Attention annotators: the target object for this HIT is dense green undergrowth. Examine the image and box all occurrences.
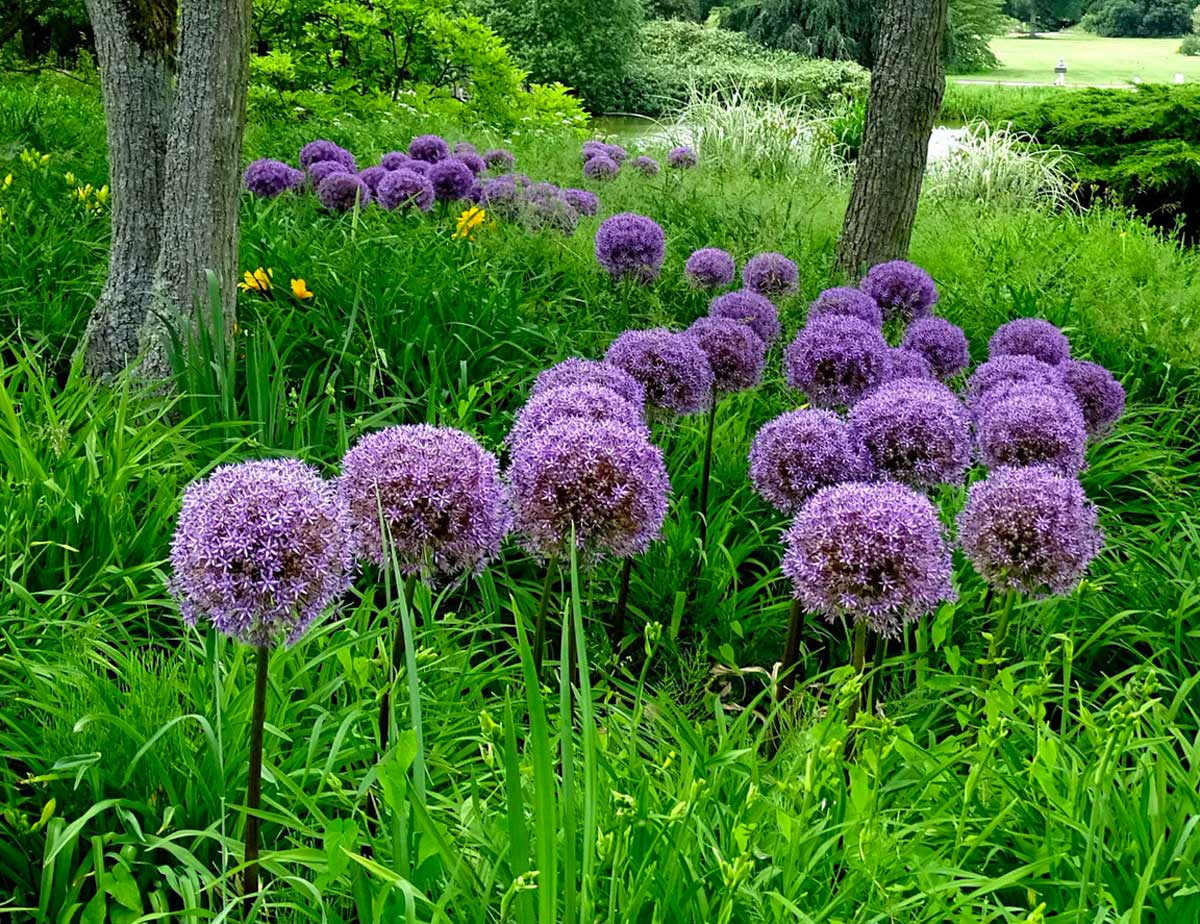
[2,76,1200,921]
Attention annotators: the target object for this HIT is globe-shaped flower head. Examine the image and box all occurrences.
[170,459,354,647]
[339,425,510,575]
[604,143,629,164]
[317,173,371,211]
[685,248,737,290]
[531,358,646,409]
[308,159,351,188]
[377,168,434,212]
[808,287,883,328]
[848,378,972,488]
[686,317,767,394]
[1060,360,1126,436]
[749,410,871,514]
[958,465,1103,596]
[508,419,670,563]
[455,152,487,176]
[605,328,714,416]
[901,316,970,379]
[860,260,938,323]
[299,139,356,172]
[563,188,600,216]
[483,148,515,171]
[244,159,305,197]
[380,151,413,170]
[453,141,478,156]
[709,289,781,345]
[881,348,934,384]
[581,141,608,162]
[782,482,956,637]
[595,212,666,284]
[408,134,450,163]
[975,382,1087,472]
[584,154,620,181]
[479,176,525,220]
[508,384,648,449]
[521,184,579,234]
[989,317,1071,366]
[357,165,391,196]
[667,146,698,169]
[743,252,799,299]
[965,354,1064,410]
[784,315,889,408]
[428,158,475,201]
[633,156,660,176]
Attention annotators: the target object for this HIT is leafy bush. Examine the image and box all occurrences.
[1081,0,1194,36]
[1181,33,1200,55]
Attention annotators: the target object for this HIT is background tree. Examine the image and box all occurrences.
[835,0,948,275]
[1003,0,1084,33]
[1082,0,1193,37]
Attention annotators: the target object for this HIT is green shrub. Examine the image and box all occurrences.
[1081,0,1193,36]
[1181,34,1200,55]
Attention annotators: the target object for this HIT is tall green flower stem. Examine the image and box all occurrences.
[844,620,869,759]
[983,590,1017,680]
[533,556,558,677]
[779,598,806,695]
[378,573,419,754]
[697,386,718,550]
[610,557,633,649]
[243,645,270,897]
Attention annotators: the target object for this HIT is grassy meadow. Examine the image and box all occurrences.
[2,74,1200,922]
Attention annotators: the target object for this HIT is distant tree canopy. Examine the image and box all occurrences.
[1002,0,1084,32]
[1081,0,1193,36]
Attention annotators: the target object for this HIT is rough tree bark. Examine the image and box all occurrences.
[834,0,948,277]
[81,0,176,379]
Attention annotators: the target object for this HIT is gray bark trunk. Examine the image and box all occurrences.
[81,0,175,379]
[835,0,948,277]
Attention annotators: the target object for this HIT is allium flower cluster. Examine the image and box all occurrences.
[584,155,620,181]
[782,481,955,636]
[339,425,510,575]
[409,134,450,163]
[317,173,371,211]
[428,158,475,201]
[685,248,736,290]
[848,379,972,488]
[860,260,938,322]
[308,159,351,187]
[531,358,646,408]
[563,188,600,216]
[1060,360,1126,435]
[686,317,766,394]
[377,168,434,212]
[989,317,1071,366]
[454,141,478,156]
[581,141,609,162]
[667,146,698,169]
[357,165,391,195]
[605,328,714,416]
[966,354,1064,410]
[300,140,356,172]
[521,184,579,234]
[743,252,799,299]
[975,382,1087,472]
[480,176,525,219]
[244,159,305,197]
[604,144,629,164]
[455,152,487,176]
[808,287,883,328]
[483,148,515,170]
[784,315,889,408]
[381,151,413,170]
[170,459,354,647]
[633,156,660,176]
[508,384,648,448]
[749,410,870,514]
[507,419,669,562]
[709,289,781,345]
[882,348,934,383]
[958,465,1103,596]
[901,316,970,379]
[594,212,666,284]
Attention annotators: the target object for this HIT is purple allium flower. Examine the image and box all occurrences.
[685,248,736,290]
[743,252,799,299]
[405,160,431,176]
[300,140,356,172]
[521,184,579,235]
[1060,360,1126,436]
[479,176,524,220]
[376,168,433,212]
[581,140,609,162]
[989,317,1071,366]
[380,151,413,170]
[307,159,351,188]
[965,354,1065,410]
[605,328,714,416]
[170,459,354,647]
[749,410,871,514]
[408,134,450,163]
[563,188,600,217]
[339,425,510,575]
[483,148,515,170]
[848,379,972,488]
[686,316,766,394]
[784,315,889,408]
[902,316,970,380]
[454,141,478,157]
[882,348,934,384]
[667,145,698,169]
[507,419,669,563]
[243,159,305,197]
[594,212,666,284]
[976,383,1088,472]
[782,481,956,636]
[428,158,475,201]
[455,152,487,176]
[604,143,628,164]
[466,180,485,205]
[709,289,781,345]
[860,260,939,323]
[959,465,1103,596]
[317,173,371,211]
[531,358,646,409]
[584,154,620,181]
[632,155,660,176]
[808,287,883,328]
[508,384,648,449]
[357,165,391,195]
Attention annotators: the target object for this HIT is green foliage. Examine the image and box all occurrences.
[1081,0,1194,37]
[1183,32,1200,52]
[945,0,1010,71]
[722,0,874,63]
[1004,0,1085,31]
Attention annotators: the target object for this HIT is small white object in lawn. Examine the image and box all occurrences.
[1054,57,1067,86]
[1176,73,1186,84]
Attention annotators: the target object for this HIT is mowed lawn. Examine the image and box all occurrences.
[956,30,1200,86]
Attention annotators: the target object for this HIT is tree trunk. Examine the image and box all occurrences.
[834,0,948,277]
[140,0,252,378]
[81,0,175,379]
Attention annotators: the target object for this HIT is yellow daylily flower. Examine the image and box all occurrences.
[290,278,314,300]
[3,174,13,189]
[453,206,487,241]
[238,267,273,294]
